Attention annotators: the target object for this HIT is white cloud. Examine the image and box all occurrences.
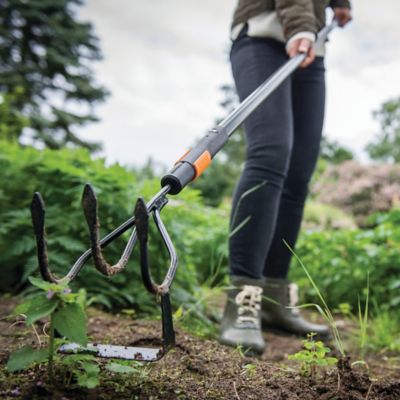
[78,0,400,168]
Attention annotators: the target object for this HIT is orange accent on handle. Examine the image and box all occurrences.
[175,149,190,165]
[193,151,211,179]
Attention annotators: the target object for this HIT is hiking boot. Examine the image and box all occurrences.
[261,278,330,338]
[219,276,265,355]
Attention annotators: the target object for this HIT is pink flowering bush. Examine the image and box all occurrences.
[312,161,400,225]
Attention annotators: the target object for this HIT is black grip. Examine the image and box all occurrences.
[160,126,229,195]
[161,162,195,195]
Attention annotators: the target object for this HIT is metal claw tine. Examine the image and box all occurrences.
[30,193,59,283]
[81,183,136,276]
[134,196,178,296]
[134,197,158,294]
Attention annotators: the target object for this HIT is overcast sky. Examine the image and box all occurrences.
[79,0,400,169]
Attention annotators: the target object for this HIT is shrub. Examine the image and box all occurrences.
[303,201,356,231]
[312,161,400,225]
[291,208,400,312]
[0,141,228,313]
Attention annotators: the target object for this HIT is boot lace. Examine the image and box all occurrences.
[235,285,262,326]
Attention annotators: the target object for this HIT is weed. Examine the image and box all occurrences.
[285,241,346,356]
[357,273,370,356]
[6,276,99,388]
[241,363,257,378]
[366,307,400,353]
[234,344,245,358]
[288,333,337,378]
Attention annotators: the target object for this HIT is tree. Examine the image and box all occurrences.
[0,89,27,141]
[319,136,354,164]
[0,0,108,150]
[366,97,400,163]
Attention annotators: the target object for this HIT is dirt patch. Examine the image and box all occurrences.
[0,296,399,399]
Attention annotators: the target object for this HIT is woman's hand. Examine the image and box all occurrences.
[334,7,352,27]
[287,38,315,68]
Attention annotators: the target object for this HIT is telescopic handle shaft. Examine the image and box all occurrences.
[161,21,338,195]
[219,20,338,136]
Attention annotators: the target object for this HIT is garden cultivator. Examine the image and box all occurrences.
[30,22,337,362]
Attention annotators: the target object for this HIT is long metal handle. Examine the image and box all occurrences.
[161,21,338,194]
[220,20,338,136]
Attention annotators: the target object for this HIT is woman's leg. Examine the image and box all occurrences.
[263,57,326,279]
[259,57,329,338]
[220,34,294,354]
[229,35,294,280]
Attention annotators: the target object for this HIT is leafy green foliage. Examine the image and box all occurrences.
[59,354,101,389]
[0,89,28,141]
[53,303,87,346]
[6,346,48,373]
[319,136,354,164]
[291,208,400,313]
[288,333,337,377]
[303,201,356,231]
[287,242,345,356]
[7,277,101,389]
[0,0,108,150]
[20,294,59,325]
[366,97,400,163]
[75,361,100,389]
[0,141,229,314]
[106,362,139,374]
[366,309,400,353]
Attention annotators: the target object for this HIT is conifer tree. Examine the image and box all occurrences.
[366,97,400,163]
[0,0,108,150]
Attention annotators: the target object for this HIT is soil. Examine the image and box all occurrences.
[0,296,399,400]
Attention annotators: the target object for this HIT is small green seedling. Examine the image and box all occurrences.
[241,363,257,378]
[6,276,99,388]
[288,333,337,378]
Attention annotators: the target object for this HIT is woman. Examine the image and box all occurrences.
[220,0,352,354]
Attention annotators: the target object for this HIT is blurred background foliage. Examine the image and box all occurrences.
[0,0,399,347]
[0,140,228,315]
[1,137,400,319]
[0,0,108,150]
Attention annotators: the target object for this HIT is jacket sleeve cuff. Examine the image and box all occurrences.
[286,31,316,52]
[330,0,351,8]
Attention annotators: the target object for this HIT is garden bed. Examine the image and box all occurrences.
[0,297,399,399]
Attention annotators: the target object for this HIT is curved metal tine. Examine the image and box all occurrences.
[81,184,137,276]
[134,197,178,295]
[31,193,67,284]
[152,208,178,292]
[134,197,176,350]
[134,197,158,294]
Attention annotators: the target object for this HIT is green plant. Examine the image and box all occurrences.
[365,305,400,353]
[0,141,229,314]
[61,354,100,389]
[286,241,346,356]
[6,276,100,388]
[241,363,257,378]
[357,273,369,355]
[0,0,108,150]
[290,207,400,313]
[288,333,337,378]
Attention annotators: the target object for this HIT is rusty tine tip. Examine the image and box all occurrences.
[82,183,96,203]
[134,197,149,241]
[31,192,45,235]
[81,184,98,228]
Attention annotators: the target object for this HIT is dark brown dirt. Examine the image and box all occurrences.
[0,296,399,400]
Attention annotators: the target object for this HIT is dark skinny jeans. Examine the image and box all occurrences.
[229,31,325,280]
